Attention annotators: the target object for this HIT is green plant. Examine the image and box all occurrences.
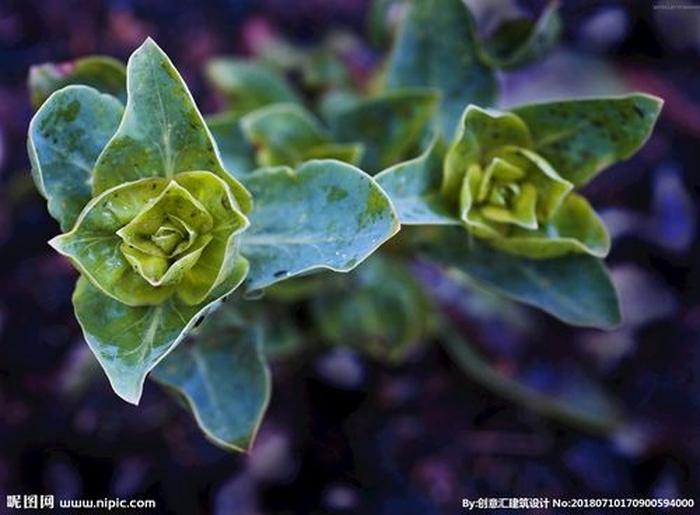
[27,0,661,450]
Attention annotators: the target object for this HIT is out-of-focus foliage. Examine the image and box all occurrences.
[24,0,663,453]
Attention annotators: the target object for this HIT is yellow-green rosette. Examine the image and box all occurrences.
[49,171,248,307]
[444,105,607,258]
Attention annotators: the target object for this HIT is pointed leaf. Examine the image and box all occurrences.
[422,227,620,328]
[385,0,498,136]
[328,89,439,174]
[375,135,459,225]
[240,160,400,290]
[511,94,663,186]
[72,257,249,404]
[28,85,124,230]
[93,38,251,213]
[152,315,271,452]
[29,56,126,109]
[206,58,301,114]
[480,2,562,70]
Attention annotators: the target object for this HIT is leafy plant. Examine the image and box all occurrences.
[27,0,662,451]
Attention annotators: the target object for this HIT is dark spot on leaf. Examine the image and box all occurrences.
[273,270,288,278]
[326,186,349,202]
[193,316,205,328]
[633,105,645,118]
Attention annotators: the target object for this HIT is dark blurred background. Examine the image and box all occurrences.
[1,0,700,513]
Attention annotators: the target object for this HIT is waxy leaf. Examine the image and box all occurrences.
[92,38,252,213]
[29,56,127,109]
[375,135,459,225]
[512,94,663,186]
[385,0,497,136]
[480,2,561,70]
[152,316,271,452]
[328,89,439,174]
[240,159,400,290]
[423,227,620,328]
[72,257,249,405]
[28,85,124,230]
[206,58,301,114]
[206,112,256,177]
[241,103,363,167]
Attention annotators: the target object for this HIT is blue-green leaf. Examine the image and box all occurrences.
[92,38,252,213]
[72,257,249,404]
[206,58,301,114]
[423,227,621,328]
[206,111,257,177]
[29,56,127,109]
[511,94,663,186]
[240,159,400,290]
[328,89,439,174]
[152,315,271,452]
[385,0,498,136]
[28,85,124,230]
[480,2,562,70]
[312,255,431,362]
[375,134,459,225]
[241,103,363,167]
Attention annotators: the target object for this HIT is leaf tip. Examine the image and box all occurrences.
[48,234,66,253]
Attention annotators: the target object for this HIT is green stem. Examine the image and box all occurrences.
[440,332,622,436]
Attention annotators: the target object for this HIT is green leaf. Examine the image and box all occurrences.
[385,0,498,136]
[367,0,407,48]
[205,58,301,114]
[443,105,532,199]
[240,159,400,291]
[489,193,610,259]
[300,46,352,91]
[480,2,562,70]
[312,255,430,362]
[205,112,256,177]
[28,85,124,231]
[29,56,127,109]
[511,94,663,186]
[375,134,459,225]
[152,315,271,452]
[72,257,249,405]
[218,298,309,358]
[328,88,439,174]
[92,38,252,213]
[241,103,363,167]
[49,173,249,306]
[422,227,621,328]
